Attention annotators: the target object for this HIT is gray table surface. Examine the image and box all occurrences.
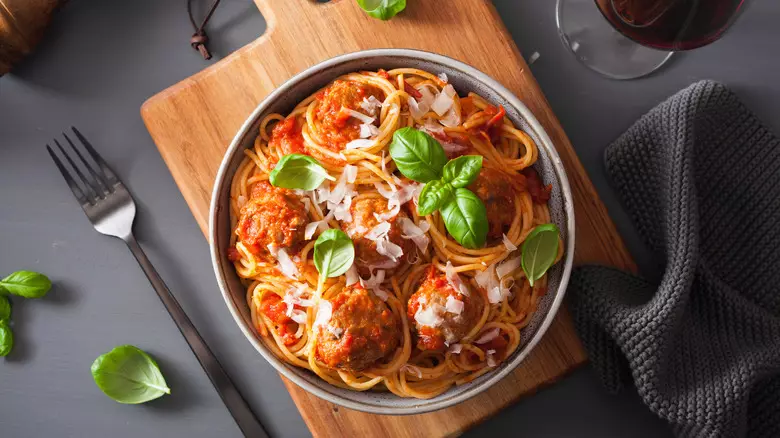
[1,0,778,437]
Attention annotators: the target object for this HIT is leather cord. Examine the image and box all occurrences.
[188,0,222,60]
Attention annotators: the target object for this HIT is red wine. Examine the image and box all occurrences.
[596,0,746,50]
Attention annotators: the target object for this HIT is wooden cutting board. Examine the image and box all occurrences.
[141,0,636,436]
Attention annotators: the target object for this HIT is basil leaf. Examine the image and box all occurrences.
[440,188,488,249]
[521,224,560,286]
[0,321,13,357]
[314,229,355,278]
[441,155,483,188]
[389,127,448,183]
[0,295,9,321]
[0,271,51,299]
[269,154,335,190]
[355,0,406,20]
[91,345,171,404]
[418,180,454,216]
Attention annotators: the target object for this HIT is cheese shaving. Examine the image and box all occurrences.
[365,222,391,240]
[343,165,358,184]
[445,261,470,296]
[345,265,359,286]
[445,295,464,315]
[314,300,333,327]
[448,344,463,354]
[414,303,445,327]
[399,217,431,252]
[486,350,497,367]
[502,234,517,251]
[401,364,423,379]
[376,238,403,262]
[439,106,462,128]
[475,328,500,344]
[267,243,280,258]
[345,139,375,150]
[276,248,299,279]
[326,325,343,338]
[359,95,383,115]
[305,221,328,240]
[290,309,308,324]
[431,84,456,116]
[496,256,521,279]
[237,195,247,208]
[438,72,449,83]
[359,123,379,139]
[373,203,400,222]
[343,107,375,124]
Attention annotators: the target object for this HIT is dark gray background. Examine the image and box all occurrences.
[1,0,777,437]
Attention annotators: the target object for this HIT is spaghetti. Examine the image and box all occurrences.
[228,68,563,399]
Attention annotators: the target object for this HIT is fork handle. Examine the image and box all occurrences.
[124,234,268,438]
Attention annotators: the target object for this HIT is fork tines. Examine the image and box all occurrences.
[46,127,119,206]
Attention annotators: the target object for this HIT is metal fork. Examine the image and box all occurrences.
[47,127,268,438]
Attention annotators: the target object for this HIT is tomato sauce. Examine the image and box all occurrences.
[260,295,299,346]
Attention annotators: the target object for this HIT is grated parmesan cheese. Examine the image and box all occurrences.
[445,261,470,296]
[276,248,299,279]
[401,364,423,379]
[448,343,463,354]
[431,84,457,116]
[437,72,449,83]
[445,295,464,315]
[345,265,359,286]
[475,328,500,344]
[345,139,375,150]
[314,300,333,327]
[360,95,383,115]
[342,107,375,124]
[414,303,445,327]
[399,218,431,253]
[359,123,379,139]
[502,234,517,251]
[486,350,497,367]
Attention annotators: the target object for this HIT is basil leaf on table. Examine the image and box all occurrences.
[0,295,10,321]
[91,345,171,404]
[389,127,448,183]
[441,155,483,188]
[355,0,406,21]
[521,224,560,286]
[0,321,14,357]
[440,188,488,250]
[0,271,52,299]
[269,154,335,190]
[314,229,355,278]
[417,180,454,216]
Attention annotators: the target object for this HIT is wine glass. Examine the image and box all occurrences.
[556,0,748,80]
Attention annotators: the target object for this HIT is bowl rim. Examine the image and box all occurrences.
[209,48,576,415]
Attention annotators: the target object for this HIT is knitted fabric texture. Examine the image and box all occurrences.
[569,81,780,437]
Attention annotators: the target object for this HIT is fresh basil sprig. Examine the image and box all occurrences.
[388,127,448,183]
[440,188,489,250]
[355,0,406,21]
[91,345,171,404]
[0,271,51,299]
[389,128,489,249]
[521,224,560,286]
[0,321,12,357]
[442,155,483,188]
[269,153,335,190]
[0,295,9,321]
[314,229,355,278]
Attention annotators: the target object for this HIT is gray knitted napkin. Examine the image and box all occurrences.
[569,80,780,437]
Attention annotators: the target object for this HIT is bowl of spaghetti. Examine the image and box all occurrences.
[210,49,575,414]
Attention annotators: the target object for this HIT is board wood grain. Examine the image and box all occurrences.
[140,0,637,436]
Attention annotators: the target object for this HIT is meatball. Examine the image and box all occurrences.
[407,267,484,352]
[316,286,400,372]
[342,197,415,275]
[236,181,309,259]
[314,80,382,151]
[468,168,516,241]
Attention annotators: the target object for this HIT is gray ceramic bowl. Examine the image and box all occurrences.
[209,49,576,415]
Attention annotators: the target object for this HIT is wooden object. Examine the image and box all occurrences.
[0,0,60,75]
[140,0,636,436]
